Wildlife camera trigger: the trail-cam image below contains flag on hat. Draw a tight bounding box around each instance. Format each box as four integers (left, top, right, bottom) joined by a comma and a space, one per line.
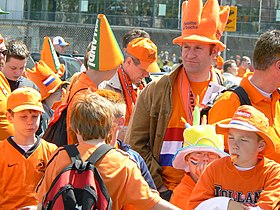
25, 61, 69, 100
40, 36, 65, 77
173, 0, 230, 51
87, 14, 124, 71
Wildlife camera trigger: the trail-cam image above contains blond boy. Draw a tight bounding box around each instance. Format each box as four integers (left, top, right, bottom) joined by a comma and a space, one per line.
189, 105, 280, 210
0, 87, 57, 209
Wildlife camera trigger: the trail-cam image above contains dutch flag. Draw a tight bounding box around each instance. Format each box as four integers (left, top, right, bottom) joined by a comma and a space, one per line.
43, 75, 55, 87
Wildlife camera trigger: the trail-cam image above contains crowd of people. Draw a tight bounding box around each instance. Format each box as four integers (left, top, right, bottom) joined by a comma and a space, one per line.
0, 0, 279, 209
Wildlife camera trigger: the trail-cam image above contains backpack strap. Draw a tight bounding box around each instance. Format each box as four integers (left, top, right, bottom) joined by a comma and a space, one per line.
87, 144, 114, 165
63, 144, 82, 163
227, 86, 251, 106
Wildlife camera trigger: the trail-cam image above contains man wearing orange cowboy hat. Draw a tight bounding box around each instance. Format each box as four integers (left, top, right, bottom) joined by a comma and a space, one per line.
125, 0, 230, 200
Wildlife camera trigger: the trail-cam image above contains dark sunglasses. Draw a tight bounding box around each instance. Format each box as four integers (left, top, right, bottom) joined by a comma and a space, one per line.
0, 50, 7, 56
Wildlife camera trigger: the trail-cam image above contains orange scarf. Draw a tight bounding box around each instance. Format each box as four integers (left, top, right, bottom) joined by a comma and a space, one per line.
117, 67, 137, 125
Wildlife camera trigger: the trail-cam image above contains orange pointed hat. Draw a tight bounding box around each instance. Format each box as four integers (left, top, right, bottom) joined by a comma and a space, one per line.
40, 36, 65, 77
87, 14, 124, 71
25, 61, 69, 100
173, 0, 230, 51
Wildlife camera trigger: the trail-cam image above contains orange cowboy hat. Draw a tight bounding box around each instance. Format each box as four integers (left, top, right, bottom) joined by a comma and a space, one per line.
25, 61, 69, 100
173, 0, 230, 51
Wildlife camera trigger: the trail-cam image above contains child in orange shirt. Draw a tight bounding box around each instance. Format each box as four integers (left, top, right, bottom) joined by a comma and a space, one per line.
36, 91, 180, 210
0, 87, 57, 209
170, 125, 228, 209
188, 105, 280, 210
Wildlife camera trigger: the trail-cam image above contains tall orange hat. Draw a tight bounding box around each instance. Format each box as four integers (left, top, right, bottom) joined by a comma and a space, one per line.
25, 61, 68, 100
40, 36, 65, 77
173, 0, 230, 51
87, 14, 124, 71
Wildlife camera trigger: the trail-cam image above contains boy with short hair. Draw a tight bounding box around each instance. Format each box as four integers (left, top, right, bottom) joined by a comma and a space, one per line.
36, 91, 180, 210
0, 87, 57, 209
170, 125, 228, 210
188, 105, 280, 210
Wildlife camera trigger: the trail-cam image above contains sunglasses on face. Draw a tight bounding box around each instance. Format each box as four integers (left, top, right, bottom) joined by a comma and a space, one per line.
0, 49, 7, 56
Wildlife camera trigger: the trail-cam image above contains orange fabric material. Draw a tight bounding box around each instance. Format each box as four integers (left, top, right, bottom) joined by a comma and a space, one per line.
170, 173, 196, 210
208, 76, 280, 163
237, 66, 250, 77
188, 156, 280, 209
117, 67, 137, 126
0, 71, 13, 140
36, 142, 161, 210
0, 138, 57, 209
173, 0, 230, 51
66, 73, 97, 144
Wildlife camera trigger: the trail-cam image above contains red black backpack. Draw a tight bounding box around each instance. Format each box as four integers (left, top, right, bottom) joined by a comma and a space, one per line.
42, 144, 113, 210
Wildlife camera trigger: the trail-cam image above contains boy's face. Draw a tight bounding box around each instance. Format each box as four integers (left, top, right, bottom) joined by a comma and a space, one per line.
185, 151, 219, 182
7, 109, 41, 138
228, 128, 265, 168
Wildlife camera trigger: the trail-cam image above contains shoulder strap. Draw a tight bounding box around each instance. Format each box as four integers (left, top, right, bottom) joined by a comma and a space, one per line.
87, 144, 114, 165
63, 144, 82, 163
229, 86, 251, 106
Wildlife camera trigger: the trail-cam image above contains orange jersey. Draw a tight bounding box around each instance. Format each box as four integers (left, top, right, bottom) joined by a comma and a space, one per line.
0, 137, 57, 209
208, 76, 280, 163
36, 142, 161, 210
66, 73, 97, 144
170, 173, 196, 210
188, 156, 280, 210
0, 71, 13, 140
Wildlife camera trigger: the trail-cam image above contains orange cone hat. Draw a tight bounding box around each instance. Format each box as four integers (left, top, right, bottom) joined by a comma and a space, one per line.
173, 0, 230, 51
25, 61, 68, 100
87, 14, 124, 71
40, 36, 65, 77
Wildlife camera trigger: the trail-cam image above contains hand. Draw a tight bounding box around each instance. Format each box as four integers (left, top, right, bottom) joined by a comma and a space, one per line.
228, 200, 251, 210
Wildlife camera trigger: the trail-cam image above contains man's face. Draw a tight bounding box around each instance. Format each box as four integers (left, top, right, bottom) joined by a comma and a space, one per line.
182, 42, 217, 75
228, 128, 264, 168
54, 44, 66, 54
3, 57, 27, 81
229, 63, 238, 76
124, 57, 149, 84
7, 109, 41, 138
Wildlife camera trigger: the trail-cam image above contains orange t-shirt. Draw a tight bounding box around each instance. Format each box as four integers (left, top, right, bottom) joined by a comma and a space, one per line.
237, 66, 250, 77
36, 142, 161, 210
0, 137, 57, 209
188, 156, 280, 210
170, 173, 196, 210
0, 71, 13, 140
208, 76, 280, 163
66, 73, 97, 144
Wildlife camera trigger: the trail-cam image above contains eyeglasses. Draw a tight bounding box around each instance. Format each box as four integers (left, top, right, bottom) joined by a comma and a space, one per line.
190, 151, 219, 160
0, 49, 7, 56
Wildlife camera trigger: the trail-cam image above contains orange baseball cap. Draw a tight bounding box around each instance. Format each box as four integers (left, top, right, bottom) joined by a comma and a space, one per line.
127, 37, 160, 73
216, 105, 275, 155
25, 61, 69, 100
7, 87, 44, 113
173, 0, 230, 52
87, 14, 124, 71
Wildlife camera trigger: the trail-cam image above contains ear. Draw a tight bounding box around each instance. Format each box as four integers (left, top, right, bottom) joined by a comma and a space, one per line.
118, 116, 125, 127
275, 60, 280, 71
6, 112, 13, 123
211, 46, 220, 57
258, 140, 266, 153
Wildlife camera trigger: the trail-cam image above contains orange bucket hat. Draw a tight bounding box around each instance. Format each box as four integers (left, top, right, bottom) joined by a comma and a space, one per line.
216, 105, 275, 155
40, 36, 65, 77
7, 87, 44, 113
173, 0, 230, 51
25, 61, 69, 100
87, 14, 124, 71
126, 37, 160, 73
